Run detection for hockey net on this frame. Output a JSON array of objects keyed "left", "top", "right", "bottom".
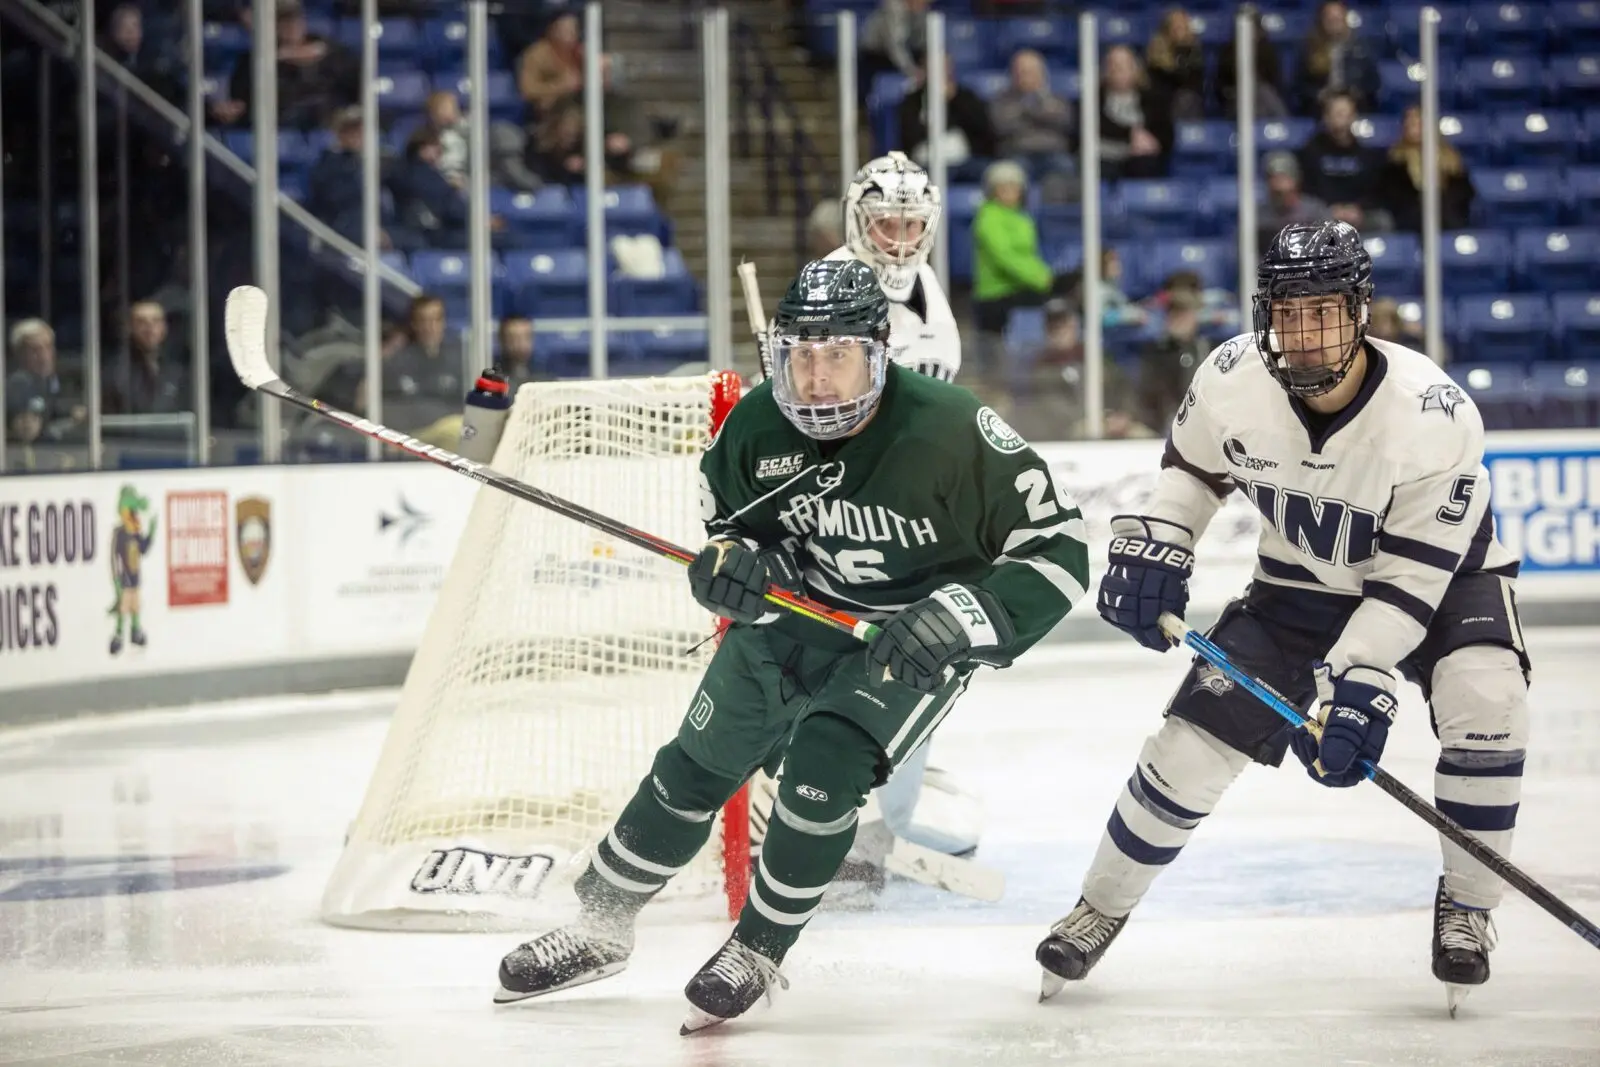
[{"left": 321, "top": 371, "right": 749, "bottom": 930}]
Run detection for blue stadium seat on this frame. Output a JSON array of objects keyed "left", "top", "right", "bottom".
[
  {"left": 533, "top": 330, "right": 600, "bottom": 377},
  {"left": 1553, "top": 292, "right": 1600, "bottom": 358},
  {"left": 1351, "top": 114, "right": 1401, "bottom": 149},
  {"left": 1387, "top": 4, "right": 1471, "bottom": 57},
  {"left": 445, "top": 70, "right": 521, "bottom": 123},
  {"left": 1259, "top": 10, "right": 1312, "bottom": 48},
  {"left": 1549, "top": 2, "right": 1600, "bottom": 54},
  {"left": 1172, "top": 121, "right": 1235, "bottom": 177},
  {"left": 1439, "top": 230, "right": 1514, "bottom": 293},
  {"left": 1516, "top": 227, "right": 1600, "bottom": 290},
  {"left": 1098, "top": 14, "right": 1149, "bottom": 51},
  {"left": 944, "top": 18, "right": 989, "bottom": 69},
  {"left": 1256, "top": 118, "right": 1316, "bottom": 154},
  {"left": 491, "top": 187, "right": 576, "bottom": 249},
  {"left": 202, "top": 21, "right": 248, "bottom": 67},
  {"left": 1550, "top": 56, "right": 1600, "bottom": 109},
  {"left": 376, "top": 71, "right": 430, "bottom": 114},
  {"left": 220, "top": 131, "right": 313, "bottom": 171},
  {"left": 1448, "top": 363, "right": 1532, "bottom": 430},
  {"left": 1183, "top": 11, "right": 1236, "bottom": 47},
  {"left": 584, "top": 184, "right": 666, "bottom": 240},
  {"left": 1456, "top": 58, "right": 1547, "bottom": 110},
  {"left": 1378, "top": 59, "right": 1427, "bottom": 111},
  {"left": 1140, "top": 239, "right": 1236, "bottom": 299},
  {"left": 1200, "top": 176, "right": 1259, "bottom": 237},
  {"left": 1119, "top": 179, "right": 1206, "bottom": 238},
  {"left": 410, "top": 252, "right": 496, "bottom": 323},
  {"left": 946, "top": 183, "right": 986, "bottom": 228},
  {"left": 1005, "top": 306, "right": 1048, "bottom": 348},
  {"left": 1439, "top": 112, "right": 1499, "bottom": 167},
  {"left": 965, "top": 70, "right": 1012, "bottom": 101},
  {"left": 1044, "top": 67, "right": 1081, "bottom": 99},
  {"left": 1474, "top": 167, "right": 1564, "bottom": 227},
  {"left": 996, "top": 19, "right": 1077, "bottom": 61},
  {"left": 612, "top": 248, "right": 697, "bottom": 315},
  {"left": 628, "top": 327, "right": 709, "bottom": 373},
  {"left": 1466, "top": 2, "right": 1550, "bottom": 54},
  {"left": 333, "top": 17, "right": 420, "bottom": 58},
  {"left": 1583, "top": 109, "right": 1600, "bottom": 162},
  {"left": 1565, "top": 166, "right": 1600, "bottom": 224},
  {"left": 504, "top": 249, "right": 589, "bottom": 317},
  {"left": 1456, "top": 294, "right": 1551, "bottom": 363},
  {"left": 1495, "top": 110, "right": 1578, "bottom": 165},
  {"left": 419, "top": 18, "right": 503, "bottom": 75},
  {"left": 1527, "top": 361, "right": 1600, "bottom": 427},
  {"left": 1363, "top": 232, "right": 1421, "bottom": 293}
]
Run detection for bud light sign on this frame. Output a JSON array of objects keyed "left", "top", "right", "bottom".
[{"left": 1486, "top": 444, "right": 1600, "bottom": 573}]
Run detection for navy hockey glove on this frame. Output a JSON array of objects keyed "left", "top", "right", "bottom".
[
  {"left": 1289, "top": 663, "right": 1398, "bottom": 788},
  {"left": 686, "top": 537, "right": 802, "bottom": 626},
  {"left": 1097, "top": 516, "right": 1194, "bottom": 652},
  {"left": 867, "top": 584, "right": 1016, "bottom": 694}
]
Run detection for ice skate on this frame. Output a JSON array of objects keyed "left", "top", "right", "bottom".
[
  {"left": 109, "top": 633, "right": 123, "bottom": 655},
  {"left": 1432, "top": 877, "right": 1496, "bottom": 1017},
  {"left": 1036, "top": 897, "right": 1129, "bottom": 1000},
  {"left": 679, "top": 936, "right": 787, "bottom": 1035},
  {"left": 129, "top": 627, "right": 147, "bottom": 647},
  {"left": 494, "top": 915, "right": 634, "bottom": 1004}
]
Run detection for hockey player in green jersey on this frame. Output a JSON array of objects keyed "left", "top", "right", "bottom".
[{"left": 495, "top": 257, "right": 1090, "bottom": 1033}]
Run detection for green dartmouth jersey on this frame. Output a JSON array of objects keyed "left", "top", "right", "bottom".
[{"left": 699, "top": 364, "right": 1091, "bottom": 661}]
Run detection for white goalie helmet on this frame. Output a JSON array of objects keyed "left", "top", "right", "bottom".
[{"left": 843, "top": 151, "right": 942, "bottom": 299}]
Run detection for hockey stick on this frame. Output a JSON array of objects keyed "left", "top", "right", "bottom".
[
  {"left": 736, "top": 261, "right": 770, "bottom": 380},
  {"left": 223, "top": 285, "right": 880, "bottom": 644},
  {"left": 1158, "top": 612, "right": 1600, "bottom": 953}
]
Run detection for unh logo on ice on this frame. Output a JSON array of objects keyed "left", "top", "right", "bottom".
[{"left": 410, "top": 848, "right": 555, "bottom": 898}]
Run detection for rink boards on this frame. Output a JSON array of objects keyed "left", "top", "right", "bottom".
[{"left": 2, "top": 429, "right": 1597, "bottom": 714}]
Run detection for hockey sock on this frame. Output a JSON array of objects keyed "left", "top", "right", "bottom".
[
  {"left": 114, "top": 613, "right": 124, "bottom": 637},
  {"left": 734, "top": 713, "right": 883, "bottom": 963},
  {"left": 1081, "top": 717, "right": 1248, "bottom": 917},
  {"left": 575, "top": 740, "right": 743, "bottom": 922},
  {"left": 1431, "top": 646, "right": 1528, "bottom": 910}
]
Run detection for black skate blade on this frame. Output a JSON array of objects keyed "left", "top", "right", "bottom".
[{"left": 493, "top": 961, "right": 627, "bottom": 1005}]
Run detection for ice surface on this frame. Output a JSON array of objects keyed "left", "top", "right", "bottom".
[{"left": 1, "top": 632, "right": 1597, "bottom": 1066}]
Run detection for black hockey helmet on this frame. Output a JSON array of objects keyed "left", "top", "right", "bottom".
[
  {"left": 768, "top": 259, "right": 892, "bottom": 439},
  {"left": 1252, "top": 220, "right": 1374, "bottom": 397}
]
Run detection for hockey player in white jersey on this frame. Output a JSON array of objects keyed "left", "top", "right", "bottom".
[{"left": 1036, "top": 221, "right": 1529, "bottom": 1014}]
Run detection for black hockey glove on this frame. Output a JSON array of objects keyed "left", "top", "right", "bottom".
[
  {"left": 1097, "top": 515, "right": 1194, "bottom": 652},
  {"left": 867, "top": 584, "right": 1016, "bottom": 694},
  {"left": 1289, "top": 663, "right": 1397, "bottom": 788},
  {"left": 686, "top": 537, "right": 802, "bottom": 626}
]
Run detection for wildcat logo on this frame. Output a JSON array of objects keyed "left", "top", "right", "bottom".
[
  {"left": 410, "top": 847, "right": 554, "bottom": 898},
  {"left": 1420, "top": 383, "right": 1466, "bottom": 419},
  {"left": 756, "top": 452, "right": 807, "bottom": 481},
  {"left": 1222, "top": 438, "right": 1279, "bottom": 472},
  {"left": 1213, "top": 338, "right": 1245, "bottom": 373},
  {"left": 1193, "top": 662, "right": 1235, "bottom": 696}
]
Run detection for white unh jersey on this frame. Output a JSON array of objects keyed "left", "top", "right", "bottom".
[
  {"left": 1141, "top": 332, "right": 1520, "bottom": 677},
  {"left": 825, "top": 246, "right": 961, "bottom": 381}
]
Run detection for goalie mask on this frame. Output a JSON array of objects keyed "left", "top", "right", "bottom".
[
  {"left": 768, "top": 259, "right": 892, "bottom": 440},
  {"left": 1252, "top": 220, "right": 1374, "bottom": 398},
  {"left": 843, "top": 151, "right": 942, "bottom": 299}
]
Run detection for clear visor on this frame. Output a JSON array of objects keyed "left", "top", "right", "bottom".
[{"left": 769, "top": 336, "right": 889, "bottom": 440}]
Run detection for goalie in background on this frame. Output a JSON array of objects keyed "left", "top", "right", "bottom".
[{"left": 495, "top": 257, "right": 1089, "bottom": 1032}]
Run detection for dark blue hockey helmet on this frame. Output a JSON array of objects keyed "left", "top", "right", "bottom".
[{"left": 1252, "top": 220, "right": 1374, "bottom": 397}]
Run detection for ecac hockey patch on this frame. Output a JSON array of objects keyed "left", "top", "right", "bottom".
[
  {"left": 976, "top": 407, "right": 1028, "bottom": 454},
  {"left": 755, "top": 452, "right": 807, "bottom": 481}
]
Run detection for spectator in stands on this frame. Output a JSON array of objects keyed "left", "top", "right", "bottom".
[
  {"left": 224, "top": 0, "right": 359, "bottom": 131},
  {"left": 1135, "top": 286, "right": 1208, "bottom": 430},
  {"left": 1369, "top": 297, "right": 1442, "bottom": 359},
  {"left": 1021, "top": 298, "right": 1149, "bottom": 441},
  {"left": 5, "top": 319, "right": 85, "bottom": 450},
  {"left": 306, "top": 107, "right": 377, "bottom": 246},
  {"left": 390, "top": 128, "right": 475, "bottom": 250},
  {"left": 372, "top": 294, "right": 465, "bottom": 445},
  {"left": 103, "top": 3, "right": 180, "bottom": 102},
  {"left": 106, "top": 301, "right": 187, "bottom": 416},
  {"left": 1293, "top": 0, "right": 1381, "bottom": 116},
  {"left": 972, "top": 161, "right": 1054, "bottom": 387},
  {"left": 807, "top": 200, "right": 845, "bottom": 258},
  {"left": 1375, "top": 105, "right": 1475, "bottom": 233},
  {"left": 1215, "top": 8, "right": 1289, "bottom": 119},
  {"left": 1098, "top": 46, "right": 1173, "bottom": 181},
  {"left": 899, "top": 54, "right": 995, "bottom": 182},
  {"left": 1296, "top": 91, "right": 1388, "bottom": 231},
  {"left": 517, "top": 11, "right": 584, "bottom": 120},
  {"left": 424, "top": 91, "right": 470, "bottom": 189},
  {"left": 597, "top": 55, "right": 678, "bottom": 195},
  {"left": 1258, "top": 151, "right": 1332, "bottom": 251},
  {"left": 526, "top": 95, "right": 586, "bottom": 187},
  {"left": 499, "top": 316, "right": 538, "bottom": 389},
  {"left": 1057, "top": 248, "right": 1142, "bottom": 327},
  {"left": 989, "top": 50, "right": 1077, "bottom": 202},
  {"left": 861, "top": 0, "right": 931, "bottom": 105},
  {"left": 1146, "top": 7, "right": 1207, "bottom": 122}
]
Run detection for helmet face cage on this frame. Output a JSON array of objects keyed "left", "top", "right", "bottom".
[
  {"left": 844, "top": 155, "right": 941, "bottom": 293},
  {"left": 768, "top": 334, "right": 889, "bottom": 440},
  {"left": 1252, "top": 281, "right": 1371, "bottom": 398}
]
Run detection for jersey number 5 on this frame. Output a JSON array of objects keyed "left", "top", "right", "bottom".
[{"left": 1436, "top": 474, "right": 1475, "bottom": 525}]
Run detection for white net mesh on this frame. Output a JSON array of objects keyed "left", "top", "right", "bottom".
[{"left": 322, "top": 374, "right": 739, "bottom": 931}]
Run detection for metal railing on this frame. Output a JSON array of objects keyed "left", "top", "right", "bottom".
[{"left": 729, "top": 16, "right": 823, "bottom": 256}]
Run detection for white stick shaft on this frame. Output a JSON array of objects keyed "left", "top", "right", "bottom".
[{"left": 737, "top": 261, "right": 765, "bottom": 336}]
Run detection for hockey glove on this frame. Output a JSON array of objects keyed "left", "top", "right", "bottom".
[
  {"left": 686, "top": 537, "right": 803, "bottom": 626},
  {"left": 1289, "top": 663, "right": 1398, "bottom": 789},
  {"left": 867, "top": 584, "right": 1016, "bottom": 694},
  {"left": 1097, "top": 516, "right": 1194, "bottom": 652}
]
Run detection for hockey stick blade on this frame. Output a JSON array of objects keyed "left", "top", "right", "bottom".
[
  {"left": 221, "top": 286, "right": 880, "bottom": 645},
  {"left": 1158, "top": 612, "right": 1600, "bottom": 953},
  {"left": 883, "top": 838, "right": 1005, "bottom": 902}
]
